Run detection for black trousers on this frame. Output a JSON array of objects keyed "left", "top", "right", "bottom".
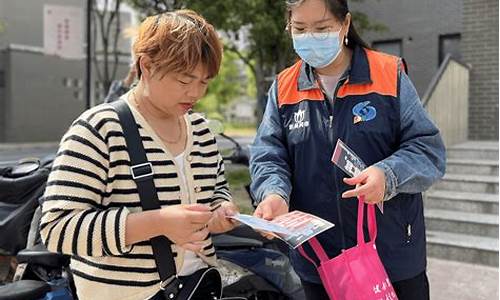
[{"left": 301, "top": 271, "right": 430, "bottom": 300}]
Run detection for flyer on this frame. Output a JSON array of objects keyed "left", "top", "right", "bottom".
[
  {"left": 229, "top": 213, "right": 292, "bottom": 235},
  {"left": 229, "top": 211, "right": 335, "bottom": 248},
  {"left": 331, "top": 139, "right": 384, "bottom": 213}
]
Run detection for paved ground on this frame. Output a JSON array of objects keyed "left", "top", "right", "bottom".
[
  {"left": 0, "top": 143, "right": 59, "bottom": 167},
  {"left": 428, "top": 257, "right": 498, "bottom": 300}
]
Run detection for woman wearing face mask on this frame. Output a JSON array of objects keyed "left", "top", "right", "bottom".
[{"left": 249, "top": 0, "right": 446, "bottom": 299}]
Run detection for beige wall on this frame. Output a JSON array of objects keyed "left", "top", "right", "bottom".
[{"left": 424, "top": 59, "right": 469, "bottom": 147}]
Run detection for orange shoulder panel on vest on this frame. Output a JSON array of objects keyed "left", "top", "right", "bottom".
[
  {"left": 337, "top": 49, "right": 400, "bottom": 98},
  {"left": 277, "top": 61, "right": 324, "bottom": 108}
]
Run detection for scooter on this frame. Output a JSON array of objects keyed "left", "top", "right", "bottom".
[
  {"left": 211, "top": 123, "right": 304, "bottom": 299},
  {"left": 0, "top": 157, "right": 75, "bottom": 300},
  {"left": 0, "top": 129, "right": 304, "bottom": 300}
]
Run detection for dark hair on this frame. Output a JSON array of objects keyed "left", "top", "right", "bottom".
[{"left": 285, "top": 0, "right": 370, "bottom": 49}]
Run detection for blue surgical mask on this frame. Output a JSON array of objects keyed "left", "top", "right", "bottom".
[{"left": 292, "top": 30, "right": 342, "bottom": 68}]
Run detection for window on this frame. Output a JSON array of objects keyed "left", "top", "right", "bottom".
[
  {"left": 439, "top": 33, "right": 461, "bottom": 65},
  {"left": 95, "top": 90, "right": 105, "bottom": 101},
  {"left": 73, "top": 78, "right": 83, "bottom": 88},
  {"left": 372, "top": 39, "right": 403, "bottom": 57},
  {"left": 63, "top": 77, "right": 72, "bottom": 88},
  {"left": 0, "top": 71, "right": 4, "bottom": 88},
  {"left": 95, "top": 81, "right": 104, "bottom": 90},
  {"left": 74, "top": 90, "right": 83, "bottom": 101}
]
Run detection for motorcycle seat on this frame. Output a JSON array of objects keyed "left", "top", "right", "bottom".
[
  {"left": 16, "top": 246, "right": 69, "bottom": 268},
  {"left": 0, "top": 280, "right": 51, "bottom": 300},
  {"left": 212, "top": 234, "right": 263, "bottom": 249}
]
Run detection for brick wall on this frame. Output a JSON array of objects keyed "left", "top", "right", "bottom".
[{"left": 462, "top": 0, "right": 499, "bottom": 140}]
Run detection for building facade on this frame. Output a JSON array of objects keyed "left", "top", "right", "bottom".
[
  {"left": 461, "top": 0, "right": 498, "bottom": 140},
  {"left": 351, "top": 0, "right": 498, "bottom": 141},
  {"left": 0, "top": 0, "right": 133, "bottom": 142}
]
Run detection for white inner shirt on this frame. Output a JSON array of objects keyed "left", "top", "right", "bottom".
[
  {"left": 174, "top": 151, "right": 208, "bottom": 276},
  {"left": 317, "top": 73, "right": 342, "bottom": 102}
]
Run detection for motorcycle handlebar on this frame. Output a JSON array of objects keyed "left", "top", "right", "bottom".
[
  {"left": 223, "top": 148, "right": 249, "bottom": 165},
  {"left": 218, "top": 133, "right": 249, "bottom": 166}
]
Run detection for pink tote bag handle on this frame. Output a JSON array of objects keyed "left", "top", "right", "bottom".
[
  {"left": 357, "top": 196, "right": 377, "bottom": 245},
  {"left": 300, "top": 196, "right": 378, "bottom": 264}
]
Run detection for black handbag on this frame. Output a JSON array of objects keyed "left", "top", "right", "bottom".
[{"left": 111, "top": 100, "right": 223, "bottom": 300}]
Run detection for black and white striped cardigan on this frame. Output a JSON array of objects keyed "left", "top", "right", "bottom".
[{"left": 40, "top": 98, "right": 231, "bottom": 300}]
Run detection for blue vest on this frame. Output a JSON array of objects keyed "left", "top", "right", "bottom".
[{"left": 276, "top": 46, "right": 426, "bottom": 283}]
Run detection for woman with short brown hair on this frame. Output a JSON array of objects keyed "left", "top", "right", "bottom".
[{"left": 41, "top": 10, "right": 238, "bottom": 300}]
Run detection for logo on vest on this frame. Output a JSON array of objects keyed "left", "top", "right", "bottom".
[
  {"left": 289, "top": 109, "right": 310, "bottom": 130},
  {"left": 353, "top": 101, "right": 377, "bottom": 124}
]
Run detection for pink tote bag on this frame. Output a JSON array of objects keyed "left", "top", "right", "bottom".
[{"left": 298, "top": 197, "right": 398, "bottom": 300}]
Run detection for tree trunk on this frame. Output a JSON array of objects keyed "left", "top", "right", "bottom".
[{"left": 254, "top": 60, "right": 275, "bottom": 125}]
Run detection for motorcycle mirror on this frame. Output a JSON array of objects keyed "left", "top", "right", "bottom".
[
  {"left": 9, "top": 157, "right": 41, "bottom": 177},
  {"left": 207, "top": 119, "right": 225, "bottom": 135}
]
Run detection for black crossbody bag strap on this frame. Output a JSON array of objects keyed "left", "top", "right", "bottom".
[{"left": 111, "top": 100, "right": 184, "bottom": 297}]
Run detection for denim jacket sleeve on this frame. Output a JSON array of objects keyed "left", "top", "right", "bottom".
[
  {"left": 249, "top": 81, "right": 292, "bottom": 204},
  {"left": 374, "top": 71, "right": 446, "bottom": 201}
]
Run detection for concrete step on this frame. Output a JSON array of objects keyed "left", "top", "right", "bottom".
[
  {"left": 425, "top": 209, "right": 498, "bottom": 237},
  {"left": 427, "top": 230, "right": 499, "bottom": 266},
  {"left": 446, "top": 158, "right": 499, "bottom": 176},
  {"left": 447, "top": 141, "right": 498, "bottom": 160},
  {"left": 424, "top": 190, "right": 499, "bottom": 214},
  {"left": 433, "top": 174, "right": 498, "bottom": 193}
]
